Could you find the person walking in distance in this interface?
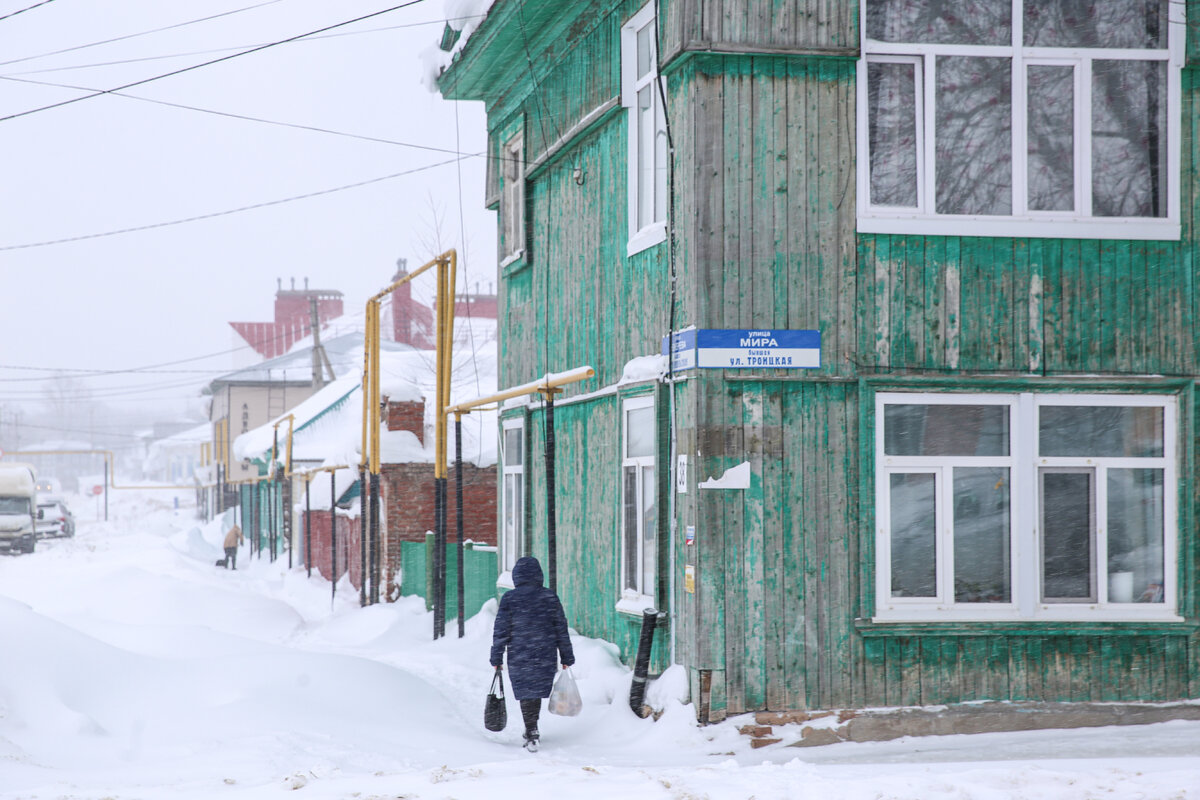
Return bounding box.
[223,522,245,570]
[490,556,574,752]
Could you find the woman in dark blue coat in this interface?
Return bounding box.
[490,556,574,751]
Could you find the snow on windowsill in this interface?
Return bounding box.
[500,249,528,278]
[496,571,514,589]
[619,354,667,386]
[616,594,657,617]
[626,222,667,257]
[698,461,750,490]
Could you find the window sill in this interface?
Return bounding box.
[496,571,515,590]
[626,223,667,257]
[857,213,1181,242]
[859,615,1191,637]
[500,249,528,279]
[615,594,657,617]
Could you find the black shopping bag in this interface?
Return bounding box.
[484,670,507,732]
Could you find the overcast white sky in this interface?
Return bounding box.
[0,0,494,421]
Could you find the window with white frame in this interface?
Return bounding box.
[621,1,668,256]
[501,419,525,574]
[620,395,657,606]
[875,391,1178,622]
[500,130,524,263]
[858,0,1183,240]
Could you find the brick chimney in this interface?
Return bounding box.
[385,395,425,444]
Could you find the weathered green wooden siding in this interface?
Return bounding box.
[684,54,858,376]
[659,0,857,62]
[501,122,671,391]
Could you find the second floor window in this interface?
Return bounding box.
[622,1,667,256]
[500,130,524,262]
[857,0,1182,240]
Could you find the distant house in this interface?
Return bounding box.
[143,422,211,485]
[207,338,343,487]
[436,0,1199,726]
[233,327,499,601]
[229,278,344,363]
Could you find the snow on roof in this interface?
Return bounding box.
[420,0,497,92]
[233,339,498,469]
[210,331,383,386]
[162,422,212,445]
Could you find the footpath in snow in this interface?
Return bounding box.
[0,490,1197,800]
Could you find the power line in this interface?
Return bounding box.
[0,365,228,383]
[0,155,466,251]
[0,304,372,379]
[0,0,56,24]
[4,15,486,77]
[0,0,429,125]
[0,73,489,161]
[0,0,288,68]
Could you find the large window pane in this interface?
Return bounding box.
[884,404,1009,456]
[953,467,1011,602]
[1092,60,1167,218]
[636,23,653,78]
[867,0,1010,45]
[1039,405,1163,457]
[626,405,655,458]
[936,56,1012,215]
[623,466,639,592]
[1024,0,1167,49]
[890,473,937,598]
[637,85,654,229]
[504,428,523,466]
[1027,65,1075,212]
[641,464,656,596]
[868,61,919,207]
[1041,470,1096,601]
[1107,469,1164,603]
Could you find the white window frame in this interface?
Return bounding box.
[618,394,657,613]
[857,0,1184,240]
[499,130,525,265]
[499,418,525,584]
[875,391,1180,623]
[621,1,668,257]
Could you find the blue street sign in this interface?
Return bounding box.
[662,329,820,370]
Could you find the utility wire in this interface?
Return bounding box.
[0,0,56,24]
[0,0,287,68]
[0,0,428,124]
[0,74,489,161]
[4,15,486,76]
[0,155,466,251]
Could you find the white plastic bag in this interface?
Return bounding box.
[547,667,582,716]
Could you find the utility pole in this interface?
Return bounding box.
[310,298,325,389]
[310,297,335,389]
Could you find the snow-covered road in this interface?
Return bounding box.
[1,491,1197,799]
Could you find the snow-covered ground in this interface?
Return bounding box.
[2,490,1197,799]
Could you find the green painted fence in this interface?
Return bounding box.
[400,534,499,621]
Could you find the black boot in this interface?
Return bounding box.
[522,728,539,753]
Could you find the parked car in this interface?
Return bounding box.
[36,497,75,538]
[0,462,38,554]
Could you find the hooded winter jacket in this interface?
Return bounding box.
[490,556,575,699]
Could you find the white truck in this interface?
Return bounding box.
[0,462,38,555]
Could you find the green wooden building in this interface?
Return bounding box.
[438,0,1200,722]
